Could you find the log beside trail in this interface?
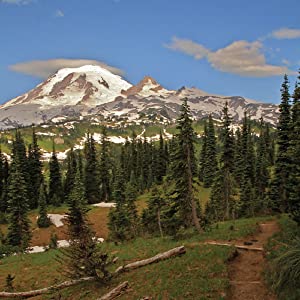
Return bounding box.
[98,281,129,300]
[0,245,186,298]
[0,277,95,298]
[114,245,186,274]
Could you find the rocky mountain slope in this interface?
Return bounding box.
[0,65,279,129]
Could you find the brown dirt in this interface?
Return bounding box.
[227,221,279,300]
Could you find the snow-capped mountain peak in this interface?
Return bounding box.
[122,75,174,98]
[2,65,132,109]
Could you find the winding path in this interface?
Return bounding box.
[227,221,279,300]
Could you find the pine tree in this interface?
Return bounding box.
[198,121,207,182]
[64,148,77,201]
[62,167,112,280]
[209,101,236,220]
[27,127,43,209]
[48,143,63,206]
[84,133,100,204]
[0,158,9,213]
[288,72,300,224]
[269,75,291,212]
[37,183,51,228]
[7,157,31,249]
[167,99,202,233]
[155,130,167,183]
[254,118,270,213]
[239,112,256,217]
[203,115,218,187]
[142,186,165,237]
[108,165,131,241]
[99,126,111,202]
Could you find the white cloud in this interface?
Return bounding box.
[165,37,295,77]
[1,0,34,4]
[165,37,210,60]
[271,28,300,39]
[282,59,290,66]
[9,59,125,78]
[55,9,64,18]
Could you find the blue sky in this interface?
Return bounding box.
[0,0,299,104]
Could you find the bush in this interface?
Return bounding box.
[270,238,300,299]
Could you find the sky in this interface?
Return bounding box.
[0,0,300,104]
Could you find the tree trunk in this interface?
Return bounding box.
[114,245,186,274]
[157,209,163,238]
[97,281,129,300]
[187,146,202,233]
[0,277,95,298]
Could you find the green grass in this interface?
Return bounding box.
[265,215,300,300]
[0,216,274,300]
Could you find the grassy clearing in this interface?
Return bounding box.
[265,215,300,300]
[0,216,273,300]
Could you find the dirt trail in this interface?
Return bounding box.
[227,221,279,300]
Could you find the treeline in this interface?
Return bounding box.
[0,72,299,251]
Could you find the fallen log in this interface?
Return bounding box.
[98,281,129,300]
[114,245,186,274]
[0,246,186,298]
[0,277,95,298]
[204,241,263,251]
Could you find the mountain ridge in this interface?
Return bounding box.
[0,65,279,129]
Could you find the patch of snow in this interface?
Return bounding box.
[36,132,56,136]
[52,116,67,123]
[91,202,116,208]
[48,214,67,227]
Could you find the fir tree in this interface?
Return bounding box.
[289,72,300,224]
[198,121,207,182]
[37,183,51,228]
[7,157,31,250]
[203,115,218,187]
[63,167,112,280]
[48,143,63,206]
[209,101,236,220]
[99,126,111,202]
[108,165,132,241]
[167,99,202,233]
[269,75,291,212]
[142,186,165,237]
[254,118,270,213]
[155,130,167,183]
[64,148,77,201]
[27,127,43,209]
[84,133,100,204]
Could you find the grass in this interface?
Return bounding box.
[0,216,274,300]
[265,215,300,300]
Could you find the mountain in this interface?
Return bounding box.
[0,65,279,129]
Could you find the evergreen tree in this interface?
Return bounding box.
[239,112,256,216]
[84,133,100,204]
[109,165,130,240]
[209,101,236,220]
[0,158,9,213]
[254,118,270,213]
[63,167,112,280]
[99,126,111,202]
[37,183,51,228]
[269,75,291,212]
[27,127,43,209]
[289,72,300,224]
[64,148,77,201]
[142,186,165,237]
[198,121,207,182]
[167,99,202,233]
[155,130,167,183]
[48,143,63,206]
[7,157,31,249]
[203,115,218,187]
